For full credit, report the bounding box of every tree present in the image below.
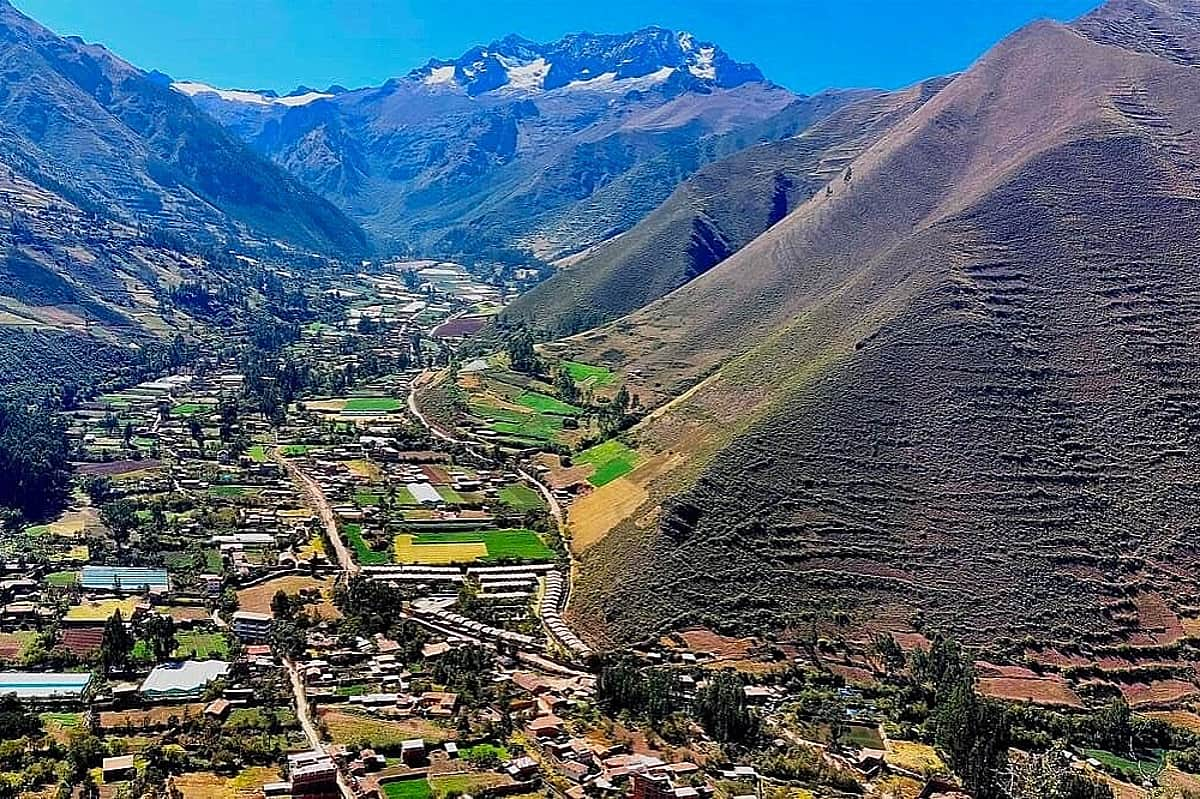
[141,613,177,663]
[100,610,134,672]
[506,326,539,374]
[82,476,114,506]
[696,670,757,744]
[0,694,42,739]
[100,499,139,547]
[554,366,579,405]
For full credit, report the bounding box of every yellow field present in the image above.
[885,740,945,775]
[44,509,95,538]
[278,508,315,520]
[344,459,383,480]
[568,476,647,553]
[394,535,488,565]
[172,767,279,799]
[66,597,140,622]
[298,534,326,560]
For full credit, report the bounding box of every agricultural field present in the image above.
[562,360,615,387]
[171,402,212,416]
[172,767,280,799]
[383,778,431,799]
[344,397,402,412]
[173,631,231,659]
[320,708,451,749]
[393,529,555,564]
[575,439,639,486]
[498,484,544,511]
[237,575,341,619]
[345,523,391,565]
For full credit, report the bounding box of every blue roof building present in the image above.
[80,566,170,593]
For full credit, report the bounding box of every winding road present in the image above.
[406,371,591,658]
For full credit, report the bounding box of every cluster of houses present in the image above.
[508,669,716,799]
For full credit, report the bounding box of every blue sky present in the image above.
[16,0,1101,94]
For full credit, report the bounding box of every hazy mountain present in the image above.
[176,28,804,258]
[565,0,1200,648]
[0,0,367,256]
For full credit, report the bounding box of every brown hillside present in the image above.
[567,16,1200,648]
[503,83,945,336]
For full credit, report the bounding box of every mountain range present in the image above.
[559,0,1200,648]
[173,28,811,259]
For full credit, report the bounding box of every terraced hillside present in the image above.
[1074,0,1200,65]
[565,5,1200,649]
[503,81,950,336]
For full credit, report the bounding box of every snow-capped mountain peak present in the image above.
[409,27,765,96]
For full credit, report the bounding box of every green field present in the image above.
[280,444,311,456]
[498,484,544,511]
[414,529,555,561]
[344,523,390,565]
[563,360,615,386]
[45,570,78,587]
[248,445,268,463]
[209,485,249,497]
[171,403,212,417]
[174,631,230,659]
[383,779,431,799]
[491,418,562,441]
[354,492,382,507]
[1081,748,1163,775]
[517,391,581,416]
[435,486,463,505]
[577,439,639,486]
[344,397,402,412]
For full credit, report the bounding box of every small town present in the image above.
[0,256,1002,799]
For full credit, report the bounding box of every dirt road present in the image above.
[274,448,360,576]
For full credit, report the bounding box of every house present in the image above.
[231,611,272,642]
[140,660,229,701]
[401,738,427,766]
[506,756,540,780]
[102,754,136,781]
[527,713,564,738]
[289,750,338,795]
[205,698,231,719]
[557,760,592,783]
[419,691,458,717]
[856,748,887,777]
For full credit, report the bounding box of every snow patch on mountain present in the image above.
[172,81,332,106]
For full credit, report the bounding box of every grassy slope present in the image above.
[569,18,1200,647]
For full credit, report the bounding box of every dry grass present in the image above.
[237,575,340,619]
[66,597,140,622]
[884,740,945,775]
[320,709,451,747]
[100,704,206,730]
[172,768,279,799]
[977,676,1083,708]
[393,535,488,565]
[345,459,383,480]
[569,477,647,553]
